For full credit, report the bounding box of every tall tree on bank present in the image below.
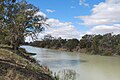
[0,0,47,51]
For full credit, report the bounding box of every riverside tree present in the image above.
[65,38,79,51]
[0,0,47,51]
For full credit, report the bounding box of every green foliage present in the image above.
[0,0,47,51]
[91,35,102,54]
[80,33,120,56]
[65,39,79,51]
[31,35,80,52]
[31,33,120,56]
[79,34,93,49]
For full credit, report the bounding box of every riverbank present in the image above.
[0,45,57,80]
[30,44,120,56]
[28,33,120,56]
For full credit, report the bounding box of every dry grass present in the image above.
[0,45,55,80]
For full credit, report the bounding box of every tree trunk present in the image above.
[12,41,19,54]
[12,44,19,51]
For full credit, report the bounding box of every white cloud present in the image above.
[46,9,55,13]
[106,0,120,3]
[46,18,73,27]
[34,11,46,18]
[75,0,120,36]
[79,0,89,7]
[86,24,120,34]
[25,17,81,42]
[26,0,120,42]
[45,18,81,39]
[76,0,120,26]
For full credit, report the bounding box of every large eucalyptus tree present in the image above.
[0,0,47,51]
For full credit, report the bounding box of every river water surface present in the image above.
[21,46,120,80]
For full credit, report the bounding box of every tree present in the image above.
[65,38,79,51]
[92,35,102,54]
[0,1,47,52]
[79,34,93,49]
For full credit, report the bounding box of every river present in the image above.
[21,45,120,80]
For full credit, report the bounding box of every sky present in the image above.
[26,0,120,41]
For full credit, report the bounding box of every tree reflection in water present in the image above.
[57,69,78,80]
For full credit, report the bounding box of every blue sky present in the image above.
[26,0,120,41]
[27,0,103,30]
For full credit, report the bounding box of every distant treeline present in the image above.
[29,33,120,56]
